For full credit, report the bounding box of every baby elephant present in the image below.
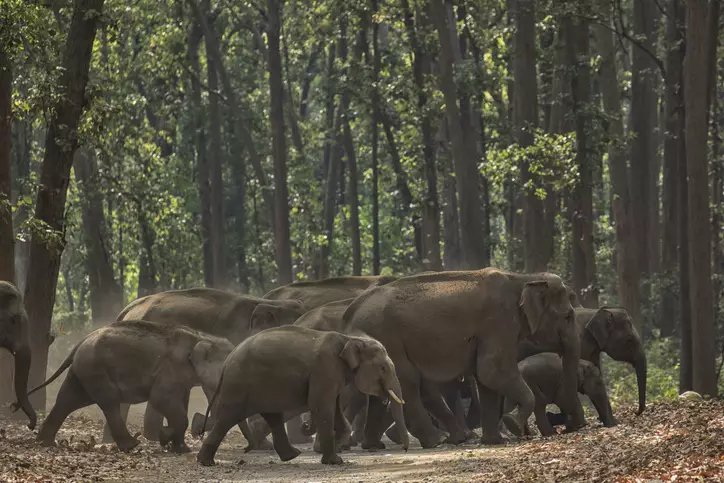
[197,326,408,467]
[505,352,616,436]
[29,320,234,453]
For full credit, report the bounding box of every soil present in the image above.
[2,399,724,482]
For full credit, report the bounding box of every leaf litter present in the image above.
[0,399,722,482]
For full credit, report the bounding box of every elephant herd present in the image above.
[0,268,647,468]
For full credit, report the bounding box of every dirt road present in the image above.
[2,400,724,482]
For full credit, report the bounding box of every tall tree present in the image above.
[593,1,641,330]
[23,0,105,409]
[569,16,598,308]
[684,0,716,396]
[660,0,684,337]
[630,0,659,277]
[430,0,486,269]
[205,6,228,289]
[187,21,214,288]
[370,1,381,275]
[514,0,546,273]
[267,0,293,285]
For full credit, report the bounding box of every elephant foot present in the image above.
[196,451,216,467]
[321,453,343,465]
[191,412,209,437]
[278,446,301,462]
[502,414,523,437]
[313,437,322,454]
[361,439,386,451]
[170,442,191,454]
[443,429,469,445]
[348,431,361,447]
[385,425,404,444]
[418,430,446,449]
[117,437,140,453]
[37,436,57,448]
[546,411,566,427]
[480,431,507,445]
[244,437,274,452]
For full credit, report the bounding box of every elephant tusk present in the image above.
[388,389,405,405]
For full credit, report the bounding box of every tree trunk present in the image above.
[227,113,249,292]
[440,120,463,270]
[23,0,104,410]
[630,0,658,277]
[204,7,228,289]
[0,44,16,413]
[73,148,123,326]
[684,0,716,396]
[188,21,214,288]
[679,98,692,392]
[371,2,381,275]
[403,0,442,271]
[660,0,684,337]
[430,0,486,269]
[593,2,641,331]
[513,0,546,273]
[267,0,293,285]
[569,17,598,308]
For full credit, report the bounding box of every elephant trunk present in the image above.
[561,330,586,431]
[12,344,36,430]
[385,378,408,451]
[634,348,647,415]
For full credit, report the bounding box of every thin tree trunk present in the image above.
[24,0,104,410]
[630,0,658,277]
[188,21,214,287]
[685,0,716,396]
[299,42,321,119]
[440,120,463,270]
[321,44,337,185]
[371,2,381,275]
[343,116,362,276]
[267,0,293,285]
[73,148,123,326]
[679,100,692,392]
[514,0,546,272]
[569,17,598,308]
[430,0,486,269]
[660,0,684,337]
[204,7,227,289]
[593,2,641,331]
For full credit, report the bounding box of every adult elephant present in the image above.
[0,281,36,429]
[110,288,306,442]
[518,306,647,415]
[262,275,397,310]
[340,269,585,447]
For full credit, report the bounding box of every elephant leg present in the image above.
[102,403,129,444]
[143,404,164,442]
[481,374,533,443]
[198,406,248,466]
[37,372,92,446]
[310,392,343,465]
[421,380,468,444]
[246,414,274,450]
[261,413,301,462]
[533,402,555,437]
[286,414,312,444]
[150,390,190,454]
[349,407,366,447]
[99,403,140,452]
[300,411,315,436]
[477,383,505,445]
[333,401,352,451]
[399,377,446,449]
[362,396,387,450]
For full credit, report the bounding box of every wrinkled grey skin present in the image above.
[0,281,36,429]
[31,320,233,453]
[262,275,397,310]
[114,287,305,443]
[518,306,647,416]
[504,353,616,436]
[196,326,408,467]
[338,269,583,448]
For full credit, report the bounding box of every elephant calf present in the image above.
[505,353,616,437]
[197,326,408,467]
[29,320,234,453]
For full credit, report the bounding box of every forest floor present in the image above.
[1,399,724,482]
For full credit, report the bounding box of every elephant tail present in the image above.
[27,343,79,397]
[202,370,224,434]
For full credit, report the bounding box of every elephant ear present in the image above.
[340,339,362,370]
[519,281,548,335]
[190,340,213,366]
[585,308,612,350]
